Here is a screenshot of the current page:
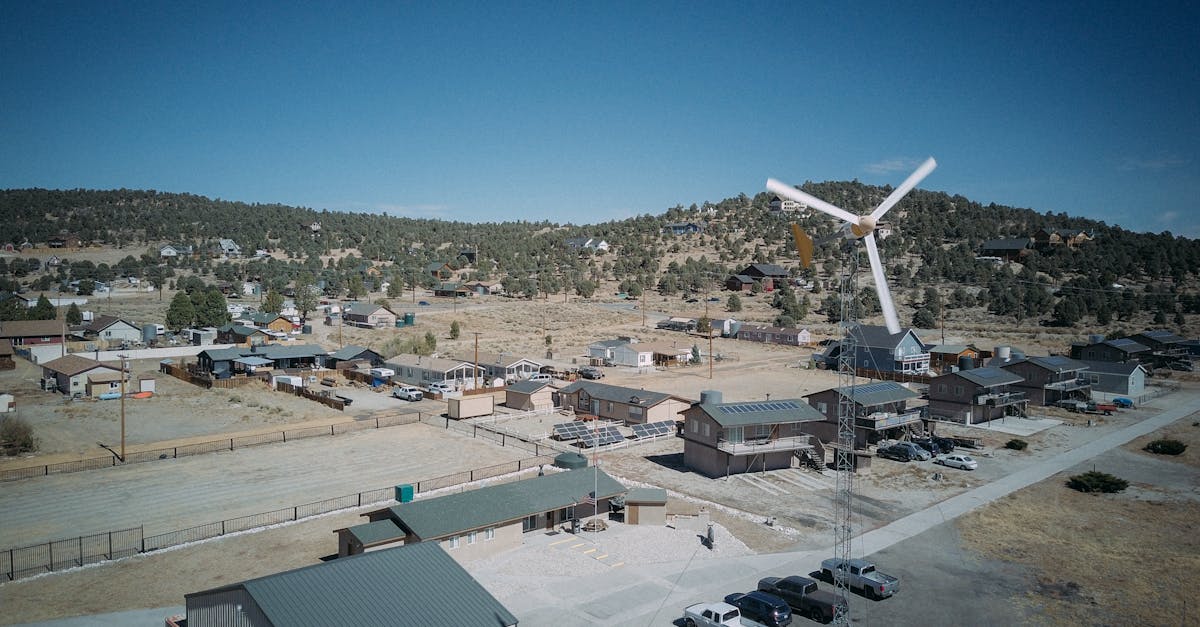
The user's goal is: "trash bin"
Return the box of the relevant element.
[571,518,580,534]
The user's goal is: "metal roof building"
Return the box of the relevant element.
[185,542,517,627]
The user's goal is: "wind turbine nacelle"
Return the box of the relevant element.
[843,218,875,240]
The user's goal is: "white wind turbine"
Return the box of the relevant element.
[767,157,937,335]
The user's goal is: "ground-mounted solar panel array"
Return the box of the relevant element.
[579,425,624,447]
[717,400,800,414]
[630,421,674,439]
[552,421,593,440]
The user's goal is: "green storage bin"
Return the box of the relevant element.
[395,484,414,503]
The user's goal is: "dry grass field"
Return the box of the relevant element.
[960,422,1200,626]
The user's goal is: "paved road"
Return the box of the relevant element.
[478,389,1200,625]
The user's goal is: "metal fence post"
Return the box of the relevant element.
[78,536,82,567]
[229,438,234,451]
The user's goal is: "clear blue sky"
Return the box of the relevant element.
[3,2,1197,235]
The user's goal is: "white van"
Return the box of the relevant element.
[528,373,553,382]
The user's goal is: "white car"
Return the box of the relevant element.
[935,453,978,470]
[427,381,455,394]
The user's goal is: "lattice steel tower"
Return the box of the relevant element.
[831,249,860,625]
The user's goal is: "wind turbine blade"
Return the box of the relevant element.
[863,232,901,335]
[767,178,860,224]
[869,157,937,221]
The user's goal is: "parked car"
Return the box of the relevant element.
[930,435,956,452]
[910,437,944,456]
[682,601,741,627]
[723,591,792,627]
[428,381,454,394]
[757,575,846,624]
[579,366,604,380]
[877,442,929,462]
[819,558,900,600]
[528,373,553,382]
[1168,361,1194,372]
[934,453,978,470]
[418,300,430,306]
[391,386,423,401]
[1112,397,1135,409]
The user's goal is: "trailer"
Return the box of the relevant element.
[447,395,494,420]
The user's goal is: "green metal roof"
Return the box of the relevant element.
[698,398,825,427]
[189,542,516,627]
[831,381,919,406]
[383,468,625,540]
[344,519,405,546]
[558,380,678,407]
[625,487,668,505]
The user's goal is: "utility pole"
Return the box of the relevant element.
[473,332,482,390]
[119,354,128,462]
[705,274,713,379]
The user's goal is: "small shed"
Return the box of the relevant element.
[138,375,156,394]
[504,379,555,411]
[334,519,406,557]
[623,487,668,525]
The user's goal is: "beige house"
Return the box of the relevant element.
[385,354,483,390]
[557,380,690,425]
[504,379,556,411]
[40,354,127,396]
[342,303,398,328]
[362,468,625,561]
[682,390,825,478]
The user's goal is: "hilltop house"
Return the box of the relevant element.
[217,238,241,257]
[564,237,610,252]
[978,238,1033,262]
[73,315,142,345]
[682,390,824,478]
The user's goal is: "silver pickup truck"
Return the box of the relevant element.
[820,558,899,599]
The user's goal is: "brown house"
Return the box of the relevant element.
[0,320,67,346]
[927,344,982,373]
[928,367,1027,424]
[999,355,1090,406]
[1033,228,1092,249]
[682,390,824,478]
[557,380,690,425]
[342,303,398,328]
[802,381,923,450]
[0,338,15,370]
[504,380,556,411]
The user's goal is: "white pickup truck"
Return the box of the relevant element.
[682,601,742,627]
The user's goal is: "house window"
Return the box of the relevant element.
[702,423,710,437]
[938,384,947,394]
[448,536,459,549]
[468,531,477,545]
[817,402,827,414]
[726,426,743,443]
[629,406,643,419]
[691,421,699,433]
[485,527,495,541]
[522,514,538,532]
[954,385,963,397]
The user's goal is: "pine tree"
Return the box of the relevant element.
[263,289,284,314]
[165,291,196,330]
[31,294,55,320]
[65,302,83,325]
[726,293,742,312]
